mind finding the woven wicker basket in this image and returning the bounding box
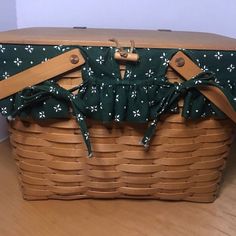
[9,67,234,202]
[1,28,236,202]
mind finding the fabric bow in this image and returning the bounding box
[10,81,93,157]
[141,71,236,147]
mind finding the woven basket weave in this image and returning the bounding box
[9,66,235,202]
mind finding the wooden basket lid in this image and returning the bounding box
[0,27,236,50]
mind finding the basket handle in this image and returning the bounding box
[169,51,236,123]
[0,48,85,100]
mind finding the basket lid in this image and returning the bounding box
[0,27,236,50]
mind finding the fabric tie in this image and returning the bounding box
[10,81,93,157]
[141,71,236,148]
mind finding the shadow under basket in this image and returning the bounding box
[9,114,235,203]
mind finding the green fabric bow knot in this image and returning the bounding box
[141,71,236,148]
[10,81,93,157]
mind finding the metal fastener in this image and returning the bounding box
[175,57,185,67]
[70,55,80,64]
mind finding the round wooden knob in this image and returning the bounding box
[70,55,80,64]
[175,57,185,67]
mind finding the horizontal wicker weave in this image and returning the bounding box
[9,67,235,202]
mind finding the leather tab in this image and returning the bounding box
[0,49,85,100]
[169,51,236,123]
[169,51,202,79]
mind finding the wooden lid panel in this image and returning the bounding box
[0,28,236,50]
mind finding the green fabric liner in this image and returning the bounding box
[0,44,236,156]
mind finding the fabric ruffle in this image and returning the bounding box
[1,45,236,156]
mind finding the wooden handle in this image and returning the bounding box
[0,49,85,100]
[169,51,236,123]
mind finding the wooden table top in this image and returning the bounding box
[0,139,236,236]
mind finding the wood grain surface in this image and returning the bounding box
[0,27,236,50]
[0,139,236,236]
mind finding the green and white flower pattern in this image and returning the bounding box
[0,45,6,53]
[1,44,236,155]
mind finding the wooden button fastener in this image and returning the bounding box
[119,51,128,58]
[175,57,185,67]
[70,55,80,64]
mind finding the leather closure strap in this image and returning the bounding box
[169,51,236,123]
[0,49,85,100]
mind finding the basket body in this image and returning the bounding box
[1,28,236,202]
[9,68,234,202]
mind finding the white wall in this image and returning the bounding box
[0,0,17,141]
[15,0,236,38]
[0,0,17,31]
